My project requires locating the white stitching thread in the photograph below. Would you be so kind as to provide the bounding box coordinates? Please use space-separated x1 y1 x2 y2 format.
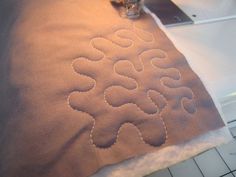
67 22 196 149
103 86 159 115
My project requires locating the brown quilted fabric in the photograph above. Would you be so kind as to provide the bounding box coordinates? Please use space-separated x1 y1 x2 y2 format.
0 1 224 177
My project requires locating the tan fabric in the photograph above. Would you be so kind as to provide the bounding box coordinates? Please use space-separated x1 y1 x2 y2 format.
0 1 224 177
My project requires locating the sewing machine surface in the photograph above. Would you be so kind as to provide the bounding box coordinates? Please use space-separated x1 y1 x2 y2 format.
144 0 193 27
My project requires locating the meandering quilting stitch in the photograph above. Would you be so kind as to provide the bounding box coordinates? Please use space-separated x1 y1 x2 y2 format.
67 23 196 148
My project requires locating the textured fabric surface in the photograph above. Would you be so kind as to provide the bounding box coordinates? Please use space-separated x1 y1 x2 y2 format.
90 8 233 177
92 127 232 177
0 1 225 177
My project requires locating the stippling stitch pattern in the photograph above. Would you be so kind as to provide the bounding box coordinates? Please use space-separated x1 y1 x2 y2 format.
68 23 196 148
